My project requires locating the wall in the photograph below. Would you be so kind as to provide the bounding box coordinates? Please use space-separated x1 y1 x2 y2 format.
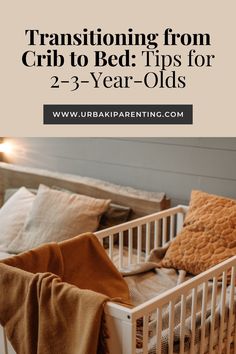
4 138 236 206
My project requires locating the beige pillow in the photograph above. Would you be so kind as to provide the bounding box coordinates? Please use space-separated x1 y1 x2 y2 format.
8 184 110 253
161 190 236 274
52 185 132 229
0 187 35 251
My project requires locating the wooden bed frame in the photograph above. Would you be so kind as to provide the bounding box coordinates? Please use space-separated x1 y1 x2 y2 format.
0 162 235 354
0 162 170 218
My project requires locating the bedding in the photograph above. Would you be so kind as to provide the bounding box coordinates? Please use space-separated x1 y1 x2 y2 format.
161 190 236 275
110 245 191 306
0 187 35 252
0 233 131 354
3 187 37 203
0 264 109 354
51 185 132 229
7 184 110 254
3 186 131 231
3 233 131 303
0 251 13 260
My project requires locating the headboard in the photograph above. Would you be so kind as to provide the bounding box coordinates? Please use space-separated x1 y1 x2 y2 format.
0 162 170 219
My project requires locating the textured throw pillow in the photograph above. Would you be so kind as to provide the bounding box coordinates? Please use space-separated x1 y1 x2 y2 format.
161 190 236 274
8 184 110 253
0 187 35 251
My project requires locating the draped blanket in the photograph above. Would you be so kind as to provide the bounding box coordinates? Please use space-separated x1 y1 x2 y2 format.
0 233 131 354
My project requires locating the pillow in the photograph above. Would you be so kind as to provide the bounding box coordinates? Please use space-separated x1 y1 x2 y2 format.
0 187 35 251
99 202 131 229
161 190 236 274
4 188 37 203
52 185 131 228
8 184 110 254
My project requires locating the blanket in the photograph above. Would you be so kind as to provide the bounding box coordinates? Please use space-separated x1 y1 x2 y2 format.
0 264 108 354
0 233 131 354
3 232 131 304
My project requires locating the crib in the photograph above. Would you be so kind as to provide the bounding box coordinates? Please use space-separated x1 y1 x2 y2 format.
94 205 236 354
0 163 235 354
1 205 236 354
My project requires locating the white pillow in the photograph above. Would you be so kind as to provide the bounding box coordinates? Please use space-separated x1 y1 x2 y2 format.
8 184 110 253
0 187 35 251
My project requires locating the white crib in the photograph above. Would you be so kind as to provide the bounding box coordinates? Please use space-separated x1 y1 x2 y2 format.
2 205 236 354
97 205 236 354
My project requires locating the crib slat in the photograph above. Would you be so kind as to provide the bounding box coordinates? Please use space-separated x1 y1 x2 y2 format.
170 214 175 240
176 212 185 233
137 226 142 263
218 271 227 353
145 223 151 261
108 235 114 260
154 220 159 249
122 319 136 354
179 294 186 354
156 307 162 354
200 281 208 354
226 266 236 354
190 287 197 354
128 228 133 266
168 300 175 354
162 218 167 244
209 276 218 353
142 315 149 354
132 320 137 354
118 231 123 269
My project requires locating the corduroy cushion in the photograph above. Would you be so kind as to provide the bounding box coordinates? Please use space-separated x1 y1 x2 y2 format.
161 190 236 274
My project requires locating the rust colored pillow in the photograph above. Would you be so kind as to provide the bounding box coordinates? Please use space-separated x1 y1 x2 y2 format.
161 190 236 274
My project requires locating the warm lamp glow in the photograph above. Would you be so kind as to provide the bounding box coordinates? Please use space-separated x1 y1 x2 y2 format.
0 142 13 155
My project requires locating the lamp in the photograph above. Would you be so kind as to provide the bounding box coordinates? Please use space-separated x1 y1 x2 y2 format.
0 142 13 155
0 140 15 163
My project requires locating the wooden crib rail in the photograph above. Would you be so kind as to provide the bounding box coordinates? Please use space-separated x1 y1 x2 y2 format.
95 205 188 268
105 255 236 354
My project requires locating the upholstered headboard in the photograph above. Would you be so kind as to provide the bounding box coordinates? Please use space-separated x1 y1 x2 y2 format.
0 162 170 219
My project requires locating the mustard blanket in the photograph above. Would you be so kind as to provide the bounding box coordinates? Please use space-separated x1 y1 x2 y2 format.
0 233 131 354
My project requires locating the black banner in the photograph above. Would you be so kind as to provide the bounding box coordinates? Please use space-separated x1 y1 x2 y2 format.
43 104 193 125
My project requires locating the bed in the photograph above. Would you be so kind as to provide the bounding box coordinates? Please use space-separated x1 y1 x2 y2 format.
0 162 235 354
